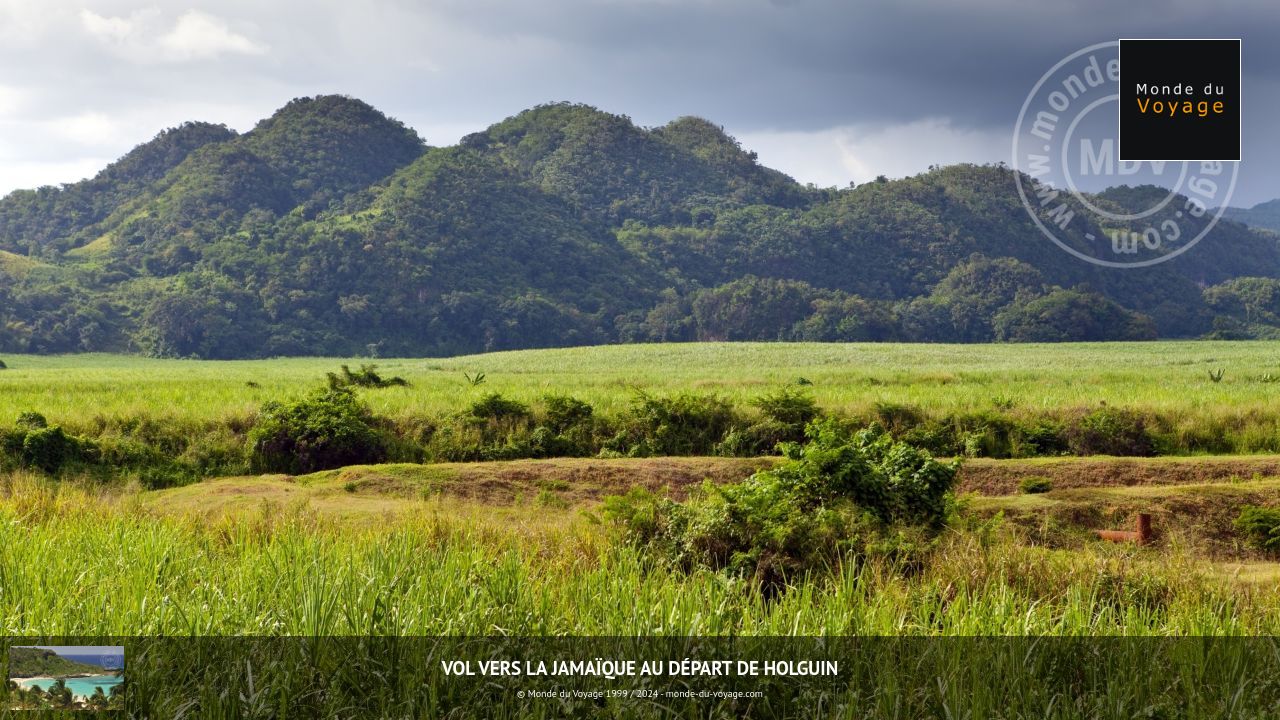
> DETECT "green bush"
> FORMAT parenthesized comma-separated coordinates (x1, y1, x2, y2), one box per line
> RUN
(468, 393, 531, 422)
(1, 412, 97, 475)
(1019, 476, 1053, 494)
(716, 419, 796, 457)
(1234, 506, 1280, 555)
(326, 364, 408, 390)
(607, 391, 740, 457)
(21, 426, 94, 474)
(604, 420, 959, 592)
(16, 411, 47, 430)
(752, 387, 819, 428)
(1065, 406, 1155, 456)
(872, 402, 925, 434)
(0, 427, 23, 464)
(542, 395, 593, 433)
(249, 389, 390, 474)
(718, 387, 822, 455)
(1017, 418, 1068, 456)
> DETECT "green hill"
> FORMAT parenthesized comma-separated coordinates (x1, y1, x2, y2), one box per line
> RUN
(7, 647, 109, 678)
(0, 121, 236, 256)
(2, 96, 1280, 357)
(1222, 198, 1280, 234)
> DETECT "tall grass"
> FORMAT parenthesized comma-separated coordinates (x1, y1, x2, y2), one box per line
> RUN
(1, 474, 1275, 637)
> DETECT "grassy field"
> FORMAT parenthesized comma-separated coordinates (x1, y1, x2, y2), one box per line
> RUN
(1, 344, 1279, 645)
(10, 468, 1279, 716)
(3, 341, 1280, 427)
(1, 468, 1278, 637)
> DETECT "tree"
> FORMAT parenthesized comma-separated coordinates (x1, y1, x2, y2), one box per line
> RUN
(88, 686, 109, 710)
(994, 288, 1158, 342)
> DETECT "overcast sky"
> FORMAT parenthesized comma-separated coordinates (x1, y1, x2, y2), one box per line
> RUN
(1, 0, 1277, 205)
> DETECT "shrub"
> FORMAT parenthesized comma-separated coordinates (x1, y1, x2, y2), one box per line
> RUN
(326, 364, 408, 390)
(604, 420, 959, 592)
(608, 392, 739, 457)
(752, 387, 819, 428)
(952, 412, 1018, 458)
(16, 411, 47, 430)
(0, 359, 7, 369)
(718, 387, 822, 455)
(1017, 418, 1068, 456)
(21, 426, 94, 474)
(523, 426, 577, 459)
(872, 402, 925, 434)
(249, 389, 389, 474)
(1064, 406, 1155, 456)
(716, 419, 796, 457)
(0, 427, 23, 464)
(1019, 476, 1053, 494)
(1234, 506, 1280, 555)
(542, 395, 593, 434)
(468, 393, 531, 422)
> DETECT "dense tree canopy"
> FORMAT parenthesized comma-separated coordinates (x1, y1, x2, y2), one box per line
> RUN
(1, 96, 1279, 357)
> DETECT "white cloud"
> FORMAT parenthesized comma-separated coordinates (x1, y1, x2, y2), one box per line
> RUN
(159, 10, 267, 61)
(0, 85, 30, 118)
(0, 1, 63, 47)
(79, 8, 138, 43)
(0, 158, 107, 193)
(78, 8, 266, 63)
(50, 112, 123, 147)
(736, 118, 1011, 188)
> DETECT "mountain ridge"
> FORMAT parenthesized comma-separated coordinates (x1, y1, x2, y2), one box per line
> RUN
(1, 96, 1278, 357)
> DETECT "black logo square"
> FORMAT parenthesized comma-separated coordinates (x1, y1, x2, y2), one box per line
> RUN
(1119, 39, 1240, 161)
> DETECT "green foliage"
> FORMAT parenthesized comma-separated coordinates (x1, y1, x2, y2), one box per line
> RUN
(1222, 199, 1280, 233)
(535, 488, 570, 509)
(8, 344, 1280, 483)
(1065, 406, 1155, 456)
(326, 364, 408, 390)
(16, 411, 47, 430)
(605, 420, 958, 590)
(719, 386, 821, 456)
(0, 122, 237, 256)
(7, 647, 108, 678)
(5, 96, 1280, 356)
(468, 393, 531, 422)
(1234, 505, 1280, 555)
(753, 386, 819, 427)
(21, 426, 80, 473)
(2, 411, 96, 474)
(248, 389, 390, 474)
(608, 391, 740, 457)
(1019, 476, 1053, 494)
(542, 395, 594, 434)
(994, 288, 1158, 342)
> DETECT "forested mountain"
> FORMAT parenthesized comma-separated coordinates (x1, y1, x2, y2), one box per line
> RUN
(1223, 199, 1280, 234)
(2, 96, 1279, 357)
(8, 647, 110, 678)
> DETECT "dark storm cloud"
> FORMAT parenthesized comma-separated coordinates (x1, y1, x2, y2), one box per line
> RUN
(408, 0, 1280, 130)
(0, 0, 1276, 203)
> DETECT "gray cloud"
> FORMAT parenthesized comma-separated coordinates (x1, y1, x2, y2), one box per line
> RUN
(0, 0, 1275, 204)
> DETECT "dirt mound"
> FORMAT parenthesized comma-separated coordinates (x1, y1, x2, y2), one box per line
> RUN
(958, 456, 1280, 495)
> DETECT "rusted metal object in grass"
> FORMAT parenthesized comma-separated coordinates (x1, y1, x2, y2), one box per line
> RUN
(1097, 513, 1153, 545)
